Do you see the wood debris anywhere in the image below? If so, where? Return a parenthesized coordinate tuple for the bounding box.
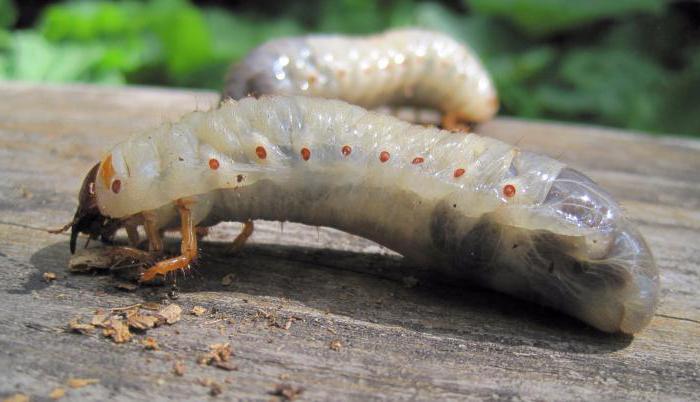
(49, 387, 66, 400)
(68, 318, 95, 335)
(90, 312, 109, 326)
(69, 304, 181, 344)
(68, 249, 114, 272)
(221, 273, 236, 286)
(126, 311, 159, 331)
(197, 343, 237, 371)
(43, 272, 57, 282)
(329, 339, 342, 351)
(191, 306, 206, 316)
(255, 309, 302, 330)
(270, 383, 305, 401)
(142, 337, 159, 350)
(173, 361, 186, 376)
(156, 304, 182, 324)
(67, 378, 99, 389)
(67, 246, 154, 281)
(102, 317, 132, 343)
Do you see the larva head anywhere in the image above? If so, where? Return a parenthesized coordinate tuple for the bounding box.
(68, 162, 121, 253)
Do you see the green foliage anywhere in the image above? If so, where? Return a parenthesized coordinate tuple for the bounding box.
(0, 0, 697, 137)
(464, 0, 664, 36)
(0, 0, 17, 29)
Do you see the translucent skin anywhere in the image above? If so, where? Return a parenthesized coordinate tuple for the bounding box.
(224, 29, 498, 122)
(93, 96, 658, 333)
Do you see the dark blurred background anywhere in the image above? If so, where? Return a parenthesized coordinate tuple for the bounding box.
(1, 0, 698, 136)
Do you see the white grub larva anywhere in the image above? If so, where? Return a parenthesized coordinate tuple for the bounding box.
(223, 28, 499, 128)
(65, 96, 658, 334)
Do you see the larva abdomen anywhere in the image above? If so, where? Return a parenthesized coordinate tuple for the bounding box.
(224, 29, 499, 124)
(75, 96, 657, 334)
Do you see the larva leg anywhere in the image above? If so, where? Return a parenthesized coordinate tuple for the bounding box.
(441, 111, 472, 132)
(125, 224, 140, 247)
(140, 200, 197, 283)
(143, 211, 163, 253)
(229, 219, 254, 254)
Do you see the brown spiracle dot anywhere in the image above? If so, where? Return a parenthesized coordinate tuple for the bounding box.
(208, 158, 220, 170)
(379, 151, 390, 163)
(503, 184, 516, 198)
(111, 179, 122, 194)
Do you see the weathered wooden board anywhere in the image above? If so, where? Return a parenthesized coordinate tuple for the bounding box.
(0, 82, 698, 401)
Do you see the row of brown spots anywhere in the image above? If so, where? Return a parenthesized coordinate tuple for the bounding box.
(245, 145, 515, 197)
(182, 148, 513, 200)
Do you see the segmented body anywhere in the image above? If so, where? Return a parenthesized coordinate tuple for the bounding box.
(93, 96, 658, 334)
(224, 29, 498, 123)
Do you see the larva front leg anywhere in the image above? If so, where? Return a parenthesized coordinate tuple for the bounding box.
(229, 219, 254, 254)
(140, 199, 198, 283)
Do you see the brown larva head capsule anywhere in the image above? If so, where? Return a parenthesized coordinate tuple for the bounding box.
(62, 163, 122, 253)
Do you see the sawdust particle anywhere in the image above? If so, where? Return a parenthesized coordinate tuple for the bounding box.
(102, 317, 132, 343)
(270, 384, 305, 401)
(67, 378, 99, 389)
(156, 304, 182, 324)
(68, 318, 95, 335)
(142, 337, 159, 350)
(43, 272, 57, 282)
(173, 361, 186, 376)
(329, 339, 342, 351)
(49, 387, 66, 400)
(191, 306, 206, 316)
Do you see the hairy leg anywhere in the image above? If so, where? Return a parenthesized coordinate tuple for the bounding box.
(140, 200, 197, 282)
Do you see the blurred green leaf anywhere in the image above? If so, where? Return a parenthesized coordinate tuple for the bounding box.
(0, 0, 17, 29)
(464, 0, 664, 36)
(490, 48, 557, 117)
(654, 49, 700, 136)
(40, 1, 147, 41)
(148, 0, 213, 79)
(6, 31, 109, 82)
(535, 48, 667, 130)
(318, 0, 386, 33)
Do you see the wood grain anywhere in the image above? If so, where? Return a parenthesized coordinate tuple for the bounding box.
(0, 82, 698, 401)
